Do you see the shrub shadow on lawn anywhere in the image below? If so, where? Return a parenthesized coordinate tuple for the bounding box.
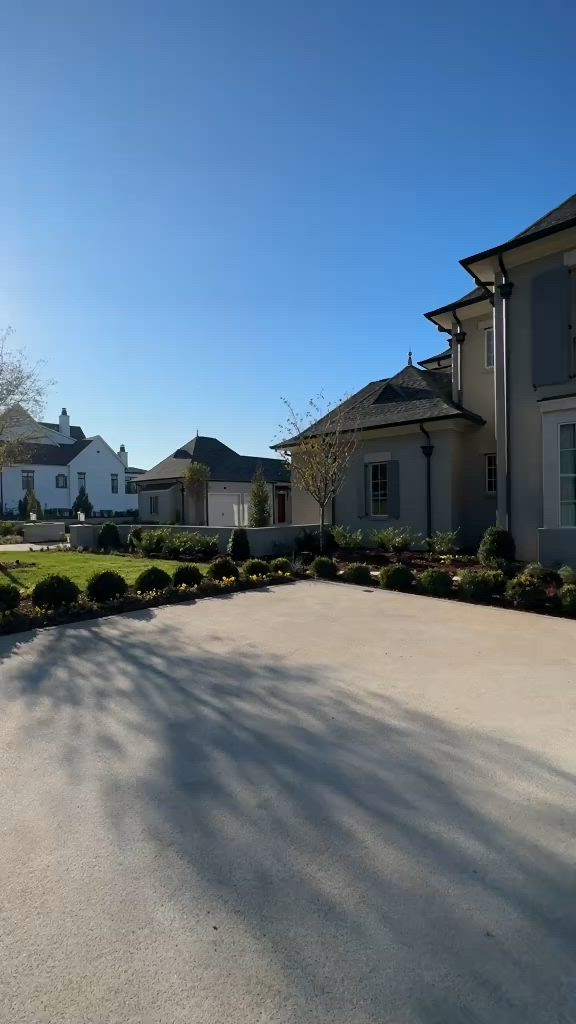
(1, 611, 575, 1022)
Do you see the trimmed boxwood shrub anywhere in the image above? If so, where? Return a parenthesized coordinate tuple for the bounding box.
(86, 570, 128, 603)
(560, 584, 576, 615)
(458, 567, 507, 603)
(134, 566, 171, 593)
(559, 564, 576, 586)
(379, 564, 414, 592)
(310, 556, 338, 580)
(242, 558, 269, 577)
(505, 573, 547, 611)
(478, 526, 515, 565)
(32, 574, 80, 609)
(416, 568, 453, 598)
(523, 562, 562, 588)
(98, 522, 121, 550)
(270, 557, 292, 574)
(205, 556, 240, 581)
(340, 563, 373, 586)
(0, 582, 21, 613)
(173, 564, 202, 587)
(227, 527, 250, 561)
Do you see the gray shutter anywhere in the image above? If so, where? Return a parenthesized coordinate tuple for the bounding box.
(387, 460, 400, 518)
(531, 266, 571, 386)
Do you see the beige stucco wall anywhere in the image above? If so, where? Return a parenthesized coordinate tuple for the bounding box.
(457, 316, 498, 545)
(291, 423, 481, 542)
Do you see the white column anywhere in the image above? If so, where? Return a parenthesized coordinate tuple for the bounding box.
(493, 278, 508, 528)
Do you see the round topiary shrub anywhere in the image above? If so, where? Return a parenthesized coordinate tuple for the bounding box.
(478, 526, 515, 565)
(86, 570, 128, 603)
(173, 564, 202, 587)
(310, 556, 338, 580)
(270, 557, 293, 574)
(560, 584, 576, 615)
(205, 556, 240, 581)
(242, 558, 269, 577)
(0, 581, 21, 613)
(379, 564, 414, 592)
(32, 574, 80, 609)
(505, 573, 547, 611)
(523, 562, 562, 588)
(458, 567, 507, 603)
(340, 563, 373, 586)
(134, 566, 171, 593)
(128, 526, 143, 551)
(97, 522, 121, 550)
(416, 568, 453, 598)
(227, 527, 250, 561)
(559, 564, 576, 586)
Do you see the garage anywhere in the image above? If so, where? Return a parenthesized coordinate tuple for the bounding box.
(207, 491, 247, 526)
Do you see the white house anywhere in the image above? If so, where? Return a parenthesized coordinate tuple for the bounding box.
(0, 407, 145, 517)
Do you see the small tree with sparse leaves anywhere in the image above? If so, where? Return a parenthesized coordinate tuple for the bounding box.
(248, 465, 271, 527)
(276, 393, 360, 550)
(184, 462, 210, 524)
(0, 327, 52, 471)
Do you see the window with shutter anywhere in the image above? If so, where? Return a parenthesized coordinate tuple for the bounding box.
(531, 266, 571, 387)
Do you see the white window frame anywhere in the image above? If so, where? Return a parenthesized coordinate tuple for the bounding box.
(21, 470, 35, 491)
(484, 327, 495, 370)
(559, 421, 576, 527)
(77, 472, 86, 490)
(485, 453, 497, 496)
(150, 495, 159, 515)
(366, 461, 388, 517)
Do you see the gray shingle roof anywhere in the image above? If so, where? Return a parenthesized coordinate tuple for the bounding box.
(418, 347, 452, 365)
(15, 439, 92, 466)
(511, 193, 576, 241)
(137, 435, 289, 485)
(461, 192, 576, 267)
(276, 364, 483, 445)
(39, 421, 86, 440)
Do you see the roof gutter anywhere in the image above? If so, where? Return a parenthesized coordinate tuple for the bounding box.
(460, 215, 576, 272)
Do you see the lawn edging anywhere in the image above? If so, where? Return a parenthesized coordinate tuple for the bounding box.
(0, 572, 296, 637)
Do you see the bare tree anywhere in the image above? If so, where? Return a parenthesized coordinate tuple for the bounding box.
(0, 328, 51, 470)
(277, 394, 360, 549)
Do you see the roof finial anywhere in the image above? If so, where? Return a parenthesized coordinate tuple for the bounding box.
(408, 350, 413, 366)
(196, 427, 199, 437)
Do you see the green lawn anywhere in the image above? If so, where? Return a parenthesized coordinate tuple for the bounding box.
(0, 551, 207, 591)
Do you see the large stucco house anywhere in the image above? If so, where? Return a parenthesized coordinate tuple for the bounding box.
(136, 434, 290, 526)
(283, 192, 576, 565)
(0, 407, 145, 516)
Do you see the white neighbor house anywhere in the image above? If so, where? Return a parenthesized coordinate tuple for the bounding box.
(0, 407, 145, 517)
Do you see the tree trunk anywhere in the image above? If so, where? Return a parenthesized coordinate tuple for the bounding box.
(319, 503, 325, 552)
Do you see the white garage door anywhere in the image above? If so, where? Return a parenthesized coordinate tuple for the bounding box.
(208, 492, 247, 527)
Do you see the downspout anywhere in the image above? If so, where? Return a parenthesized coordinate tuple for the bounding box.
(180, 482, 185, 524)
(419, 422, 434, 539)
(498, 253, 514, 531)
(451, 311, 466, 405)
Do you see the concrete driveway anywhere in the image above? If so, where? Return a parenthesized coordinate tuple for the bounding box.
(1, 581, 575, 1023)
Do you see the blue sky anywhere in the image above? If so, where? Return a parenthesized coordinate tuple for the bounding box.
(2, 0, 575, 469)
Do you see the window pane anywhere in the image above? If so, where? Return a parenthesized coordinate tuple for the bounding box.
(561, 477, 576, 501)
(485, 328, 494, 369)
(561, 502, 576, 527)
(560, 424, 576, 450)
(560, 449, 576, 474)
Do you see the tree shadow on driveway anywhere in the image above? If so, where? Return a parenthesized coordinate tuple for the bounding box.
(1, 607, 575, 1023)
